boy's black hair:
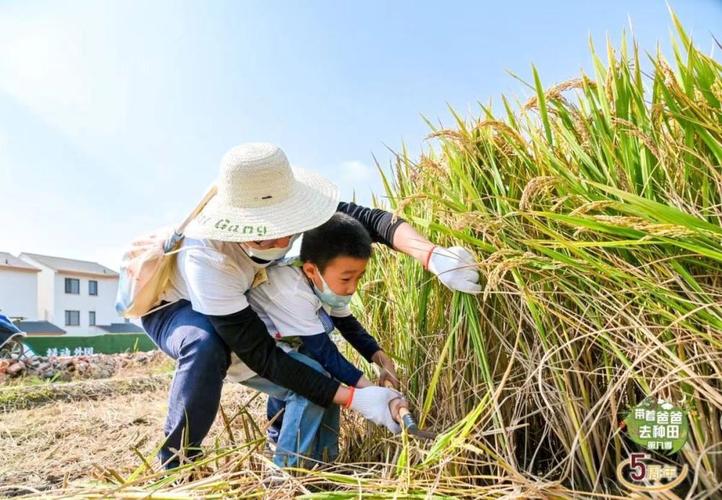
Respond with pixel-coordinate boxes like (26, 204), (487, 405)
(300, 213), (372, 272)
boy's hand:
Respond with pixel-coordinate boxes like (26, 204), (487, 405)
(372, 350), (400, 389)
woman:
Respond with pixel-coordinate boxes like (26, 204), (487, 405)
(140, 142), (480, 468)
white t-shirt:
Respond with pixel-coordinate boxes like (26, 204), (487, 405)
(247, 261), (351, 342)
(225, 261), (352, 383)
(162, 238), (269, 382)
(162, 238), (266, 316)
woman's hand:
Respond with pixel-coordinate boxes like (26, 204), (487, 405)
(372, 350), (400, 390)
(347, 386), (403, 433)
(390, 223), (481, 295)
(427, 246), (481, 294)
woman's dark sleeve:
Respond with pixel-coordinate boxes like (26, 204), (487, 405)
(336, 202), (405, 248)
(300, 333), (364, 387)
(331, 314), (381, 363)
(207, 307), (339, 407)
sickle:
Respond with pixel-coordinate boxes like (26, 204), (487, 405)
(396, 405), (438, 440)
(385, 381), (437, 440)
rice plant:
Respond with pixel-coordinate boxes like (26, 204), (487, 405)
(354, 12), (722, 497)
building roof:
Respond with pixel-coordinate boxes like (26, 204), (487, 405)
(20, 253), (118, 278)
(0, 252), (40, 273)
(95, 323), (145, 334)
(15, 320), (66, 335)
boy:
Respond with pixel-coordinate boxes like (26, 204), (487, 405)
(246, 213), (401, 449)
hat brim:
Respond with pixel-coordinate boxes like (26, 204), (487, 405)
(184, 167), (339, 242)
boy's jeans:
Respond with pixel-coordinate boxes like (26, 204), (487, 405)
(243, 350), (340, 467)
(141, 299), (339, 469)
(266, 309), (337, 443)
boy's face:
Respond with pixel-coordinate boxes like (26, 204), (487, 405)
(303, 256), (368, 297)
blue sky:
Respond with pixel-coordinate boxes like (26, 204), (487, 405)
(1, 1), (720, 268)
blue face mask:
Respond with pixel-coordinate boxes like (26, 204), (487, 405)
(311, 270), (353, 309)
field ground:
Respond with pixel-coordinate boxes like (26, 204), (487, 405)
(0, 355), (266, 496)
(2, 351), (432, 499)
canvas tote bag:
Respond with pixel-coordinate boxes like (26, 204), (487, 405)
(115, 185), (217, 318)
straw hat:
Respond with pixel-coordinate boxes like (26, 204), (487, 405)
(185, 143), (339, 242)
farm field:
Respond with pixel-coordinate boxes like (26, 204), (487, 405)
(0, 356), (271, 497)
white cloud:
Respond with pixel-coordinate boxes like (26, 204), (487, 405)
(336, 160), (387, 207)
(0, 5), (129, 146)
(340, 160), (375, 183)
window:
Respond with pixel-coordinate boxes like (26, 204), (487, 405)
(89, 280), (98, 296)
(65, 278), (80, 294)
(89, 311), (96, 326)
(65, 310), (80, 326)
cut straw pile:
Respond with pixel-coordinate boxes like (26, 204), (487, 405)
(20, 13), (721, 498)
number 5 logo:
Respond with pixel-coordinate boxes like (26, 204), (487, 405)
(629, 453), (647, 481)
(616, 454), (688, 492)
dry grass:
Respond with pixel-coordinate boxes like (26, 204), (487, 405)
(1, 365), (551, 498)
(0, 373), (265, 497)
(0, 374), (171, 411)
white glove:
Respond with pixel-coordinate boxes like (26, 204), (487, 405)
(427, 246), (482, 294)
(348, 386), (402, 434)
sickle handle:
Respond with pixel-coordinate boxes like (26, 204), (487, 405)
(397, 403), (435, 439)
(384, 381), (415, 427)
(401, 412), (418, 431)
(395, 405), (416, 428)
(384, 381), (437, 440)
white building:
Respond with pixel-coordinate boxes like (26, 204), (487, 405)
(0, 252), (41, 320)
(18, 253), (141, 336)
